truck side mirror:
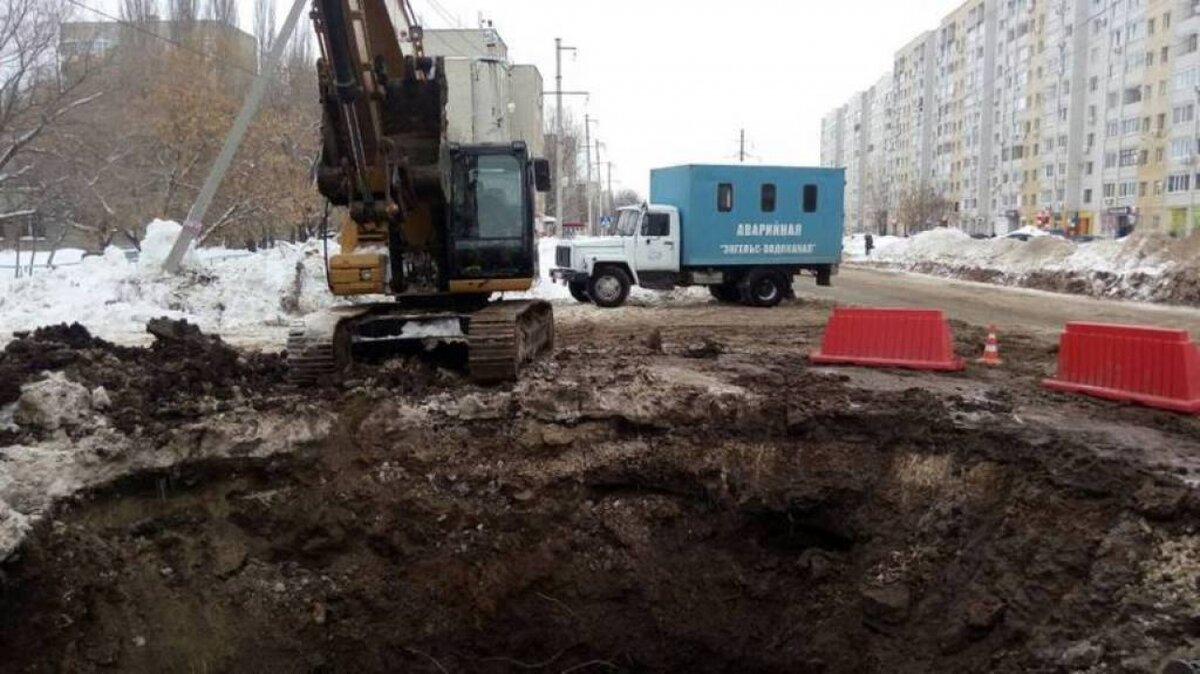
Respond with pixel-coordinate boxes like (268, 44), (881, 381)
(533, 159), (552, 193)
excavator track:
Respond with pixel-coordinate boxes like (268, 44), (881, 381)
(285, 306), (369, 385)
(287, 302), (555, 385)
(468, 300), (555, 383)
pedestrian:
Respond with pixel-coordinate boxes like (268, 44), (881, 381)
(865, 233), (875, 257)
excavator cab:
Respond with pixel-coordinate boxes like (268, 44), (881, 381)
(447, 143), (545, 289)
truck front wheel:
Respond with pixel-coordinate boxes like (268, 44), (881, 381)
(743, 270), (786, 308)
(568, 281), (591, 303)
(588, 268), (631, 308)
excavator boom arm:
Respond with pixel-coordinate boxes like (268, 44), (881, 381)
(311, 0), (441, 224)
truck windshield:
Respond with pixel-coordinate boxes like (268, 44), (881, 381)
(616, 210), (641, 237)
(451, 153), (531, 277)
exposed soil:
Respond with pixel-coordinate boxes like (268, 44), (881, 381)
(3, 306), (1200, 673)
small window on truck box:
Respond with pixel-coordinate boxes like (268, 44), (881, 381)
(718, 183), (734, 212)
(803, 184), (819, 213)
(761, 184), (777, 212)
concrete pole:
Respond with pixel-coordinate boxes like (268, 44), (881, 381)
(593, 138), (602, 224)
(605, 161), (613, 219)
(164, 0), (308, 273)
(739, 129), (746, 163)
(555, 38), (564, 231)
(584, 113), (593, 234)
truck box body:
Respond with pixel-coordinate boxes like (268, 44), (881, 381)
(650, 165), (845, 269)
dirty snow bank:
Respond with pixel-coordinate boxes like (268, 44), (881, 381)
(862, 228), (1200, 305)
(0, 226), (720, 351)
(0, 220), (339, 348)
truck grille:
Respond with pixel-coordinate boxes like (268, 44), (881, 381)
(556, 246), (571, 268)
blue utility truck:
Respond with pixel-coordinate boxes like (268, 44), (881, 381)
(550, 164), (845, 308)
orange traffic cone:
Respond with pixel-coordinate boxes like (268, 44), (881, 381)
(978, 325), (1003, 366)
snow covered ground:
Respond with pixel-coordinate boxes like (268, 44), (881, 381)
(0, 221), (338, 349)
(852, 228), (1200, 305)
(0, 225), (715, 350)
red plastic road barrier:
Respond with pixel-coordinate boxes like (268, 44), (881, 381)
(810, 307), (964, 372)
(1044, 323), (1200, 414)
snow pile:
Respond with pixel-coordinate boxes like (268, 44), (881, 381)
(0, 220), (338, 348)
(0, 228), (725, 351)
(865, 228), (1200, 304)
(843, 234), (902, 261)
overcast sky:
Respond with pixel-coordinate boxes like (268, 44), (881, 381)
(88, 0), (956, 196)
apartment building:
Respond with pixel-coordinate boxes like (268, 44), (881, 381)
(892, 32), (938, 210)
(822, 0), (1200, 238)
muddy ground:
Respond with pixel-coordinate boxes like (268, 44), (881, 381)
(2, 301), (1200, 673)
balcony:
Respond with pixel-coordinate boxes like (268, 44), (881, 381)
(1177, 0), (1200, 37)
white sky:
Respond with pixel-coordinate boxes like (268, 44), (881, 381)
(88, 0), (957, 196)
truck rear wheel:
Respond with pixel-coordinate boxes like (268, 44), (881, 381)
(588, 267), (631, 308)
(568, 281), (591, 303)
(742, 270), (786, 308)
(709, 284), (740, 304)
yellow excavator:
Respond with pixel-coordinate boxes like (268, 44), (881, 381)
(287, 0), (555, 383)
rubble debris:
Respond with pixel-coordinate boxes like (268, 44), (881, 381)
(13, 372), (94, 432)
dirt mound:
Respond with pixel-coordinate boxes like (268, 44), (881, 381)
(0, 319), (287, 436)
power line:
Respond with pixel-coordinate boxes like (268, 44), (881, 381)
(416, 0), (484, 58)
(62, 0), (260, 79)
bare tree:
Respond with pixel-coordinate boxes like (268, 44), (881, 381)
(896, 184), (953, 236)
(168, 0), (197, 23)
(544, 110), (588, 222)
(253, 0), (276, 62)
(0, 0), (101, 223)
(206, 0), (236, 27)
(613, 189), (642, 209)
(120, 0), (158, 22)
(861, 169), (891, 235)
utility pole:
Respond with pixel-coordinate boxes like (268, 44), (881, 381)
(584, 113), (593, 234)
(584, 115), (600, 235)
(605, 161), (614, 220)
(554, 38), (577, 232)
(739, 129), (746, 163)
(594, 138), (603, 222)
(164, 0), (308, 273)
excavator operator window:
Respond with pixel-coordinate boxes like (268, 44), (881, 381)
(450, 153), (532, 278)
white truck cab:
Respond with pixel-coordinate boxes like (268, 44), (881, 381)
(550, 205), (682, 307)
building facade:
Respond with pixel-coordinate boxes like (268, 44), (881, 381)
(60, 20), (258, 87)
(821, 0), (1200, 238)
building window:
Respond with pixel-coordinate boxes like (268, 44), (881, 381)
(803, 185), (819, 213)
(761, 184), (777, 213)
(1083, 188), (1093, 204)
(717, 183), (734, 212)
